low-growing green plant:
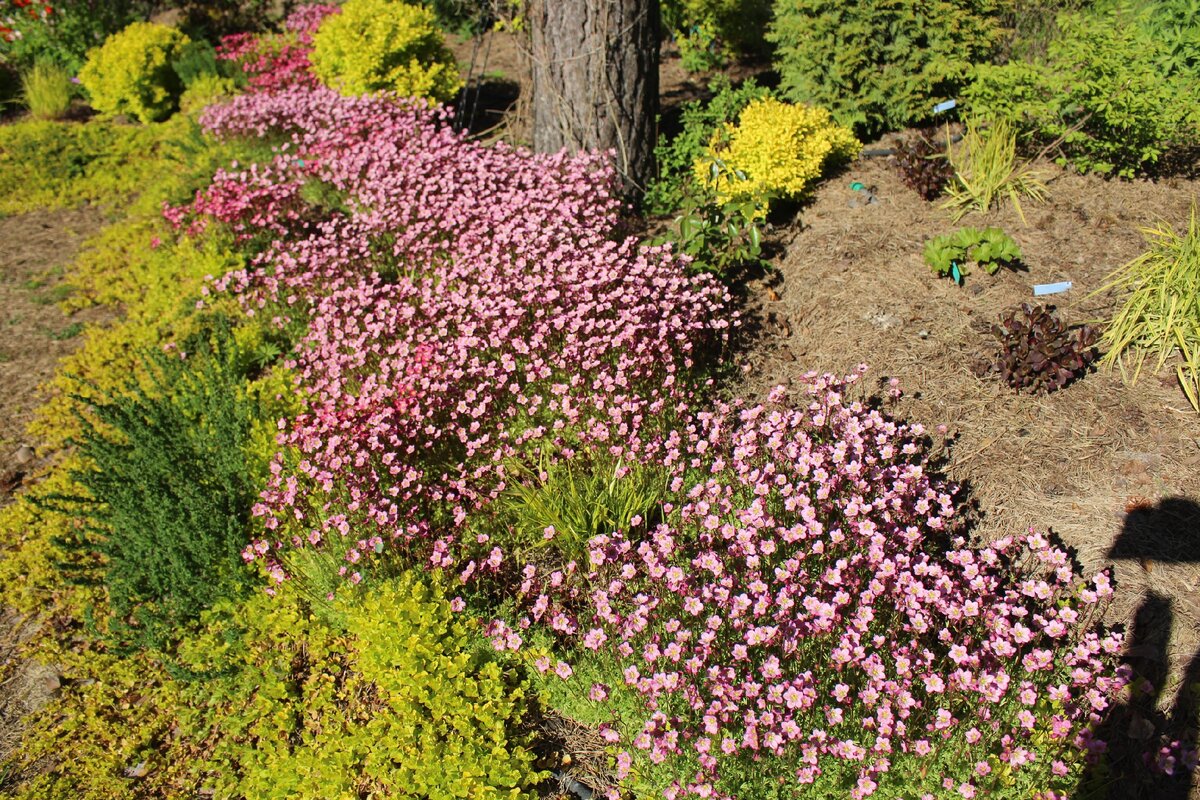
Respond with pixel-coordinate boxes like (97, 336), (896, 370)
(0, 118), (164, 212)
(309, 0), (462, 102)
(645, 75), (773, 216)
(664, 183), (766, 277)
(42, 322), (262, 650)
(985, 302), (1099, 394)
(769, 0), (1006, 139)
(923, 225), (1022, 281)
(497, 450), (667, 567)
(1095, 206), (1200, 410)
(20, 60), (73, 119)
(942, 118), (1048, 222)
(965, 6), (1200, 177)
(77, 20), (191, 123)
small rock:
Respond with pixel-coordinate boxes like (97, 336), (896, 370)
(14, 444), (35, 465)
(917, 330), (929, 339)
(124, 761), (149, 779)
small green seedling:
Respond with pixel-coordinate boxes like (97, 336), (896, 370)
(924, 226), (1021, 284)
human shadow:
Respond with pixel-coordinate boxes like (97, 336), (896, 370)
(1078, 497), (1200, 798)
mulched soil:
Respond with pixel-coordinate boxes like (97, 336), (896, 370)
(735, 153), (1200, 797)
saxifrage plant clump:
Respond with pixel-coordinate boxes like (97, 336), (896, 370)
(986, 302), (1099, 394)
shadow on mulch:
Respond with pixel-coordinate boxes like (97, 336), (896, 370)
(1080, 497), (1200, 799)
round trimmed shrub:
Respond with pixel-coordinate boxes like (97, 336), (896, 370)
(78, 21), (191, 123)
(309, 0), (462, 102)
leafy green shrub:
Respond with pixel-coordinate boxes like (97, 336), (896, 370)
(78, 21), (191, 123)
(676, 25), (727, 73)
(44, 323), (262, 650)
(697, 95), (860, 204)
(310, 0), (462, 102)
(664, 0), (773, 69)
(645, 75), (773, 216)
(662, 185), (766, 277)
(942, 117), (1047, 222)
(20, 60), (73, 119)
(965, 6), (1200, 177)
(986, 302), (1098, 394)
(1096, 206), (1200, 410)
(0, 1), (145, 73)
(768, 0), (1005, 139)
(923, 225), (1021, 281)
(178, 576), (545, 799)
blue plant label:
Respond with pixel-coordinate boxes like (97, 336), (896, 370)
(933, 99), (957, 114)
(951, 261), (963, 284)
(849, 181), (865, 191)
(1033, 281), (1073, 296)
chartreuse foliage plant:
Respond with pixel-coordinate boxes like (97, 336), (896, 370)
(20, 59), (72, 119)
(0, 118), (165, 213)
(769, 0), (1005, 139)
(663, 0), (772, 70)
(942, 117), (1048, 222)
(78, 21), (191, 123)
(1096, 206), (1200, 411)
(696, 96), (860, 205)
(176, 577), (544, 799)
(646, 75), (773, 216)
(310, 0), (462, 102)
(965, 5), (1200, 177)
(924, 226), (1022, 281)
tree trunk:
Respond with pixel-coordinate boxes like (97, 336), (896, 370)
(527, 0), (659, 198)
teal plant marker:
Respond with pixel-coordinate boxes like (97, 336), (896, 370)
(950, 261), (963, 285)
(849, 181), (865, 191)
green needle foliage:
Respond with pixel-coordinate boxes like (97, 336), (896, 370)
(942, 118), (1048, 222)
(20, 60), (73, 120)
(44, 321), (263, 650)
(1096, 206), (1200, 411)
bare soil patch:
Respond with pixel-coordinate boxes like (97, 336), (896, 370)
(0, 206), (111, 496)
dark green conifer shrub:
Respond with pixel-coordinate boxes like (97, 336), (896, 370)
(46, 321), (262, 650)
(768, 0), (1004, 139)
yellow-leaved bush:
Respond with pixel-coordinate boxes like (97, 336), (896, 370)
(176, 576), (545, 800)
(309, 0), (462, 102)
(78, 21), (191, 123)
(696, 96), (860, 205)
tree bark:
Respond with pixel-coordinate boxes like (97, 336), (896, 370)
(527, 0), (659, 198)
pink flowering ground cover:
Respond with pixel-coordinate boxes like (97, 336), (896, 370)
(160, 20), (1172, 796)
